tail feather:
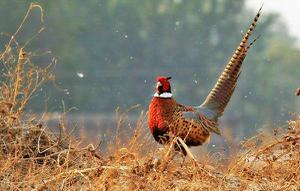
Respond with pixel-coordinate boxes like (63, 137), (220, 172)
(200, 7), (262, 118)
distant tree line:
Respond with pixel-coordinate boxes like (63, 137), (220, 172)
(0, 0), (299, 135)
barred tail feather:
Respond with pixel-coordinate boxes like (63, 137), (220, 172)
(200, 7), (262, 118)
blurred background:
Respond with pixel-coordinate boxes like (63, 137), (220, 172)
(0, 0), (299, 145)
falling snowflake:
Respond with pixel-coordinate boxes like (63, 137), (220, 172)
(77, 72), (84, 78)
(64, 89), (70, 95)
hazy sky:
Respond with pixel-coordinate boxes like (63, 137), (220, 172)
(247, 0), (300, 45)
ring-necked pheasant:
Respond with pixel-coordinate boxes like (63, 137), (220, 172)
(148, 8), (262, 155)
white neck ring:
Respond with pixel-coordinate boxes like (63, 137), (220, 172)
(153, 92), (173, 98)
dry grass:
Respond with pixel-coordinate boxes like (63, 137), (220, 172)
(1, 4), (300, 191)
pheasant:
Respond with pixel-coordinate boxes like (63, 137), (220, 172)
(148, 8), (262, 155)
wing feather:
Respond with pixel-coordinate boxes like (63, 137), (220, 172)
(182, 111), (221, 135)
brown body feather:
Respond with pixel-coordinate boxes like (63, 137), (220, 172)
(149, 97), (212, 146)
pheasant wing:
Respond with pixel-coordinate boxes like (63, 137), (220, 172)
(182, 110), (221, 135)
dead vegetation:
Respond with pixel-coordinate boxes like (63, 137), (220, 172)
(0, 3), (300, 191)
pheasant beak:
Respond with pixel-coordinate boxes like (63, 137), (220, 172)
(156, 81), (163, 95)
(156, 81), (162, 88)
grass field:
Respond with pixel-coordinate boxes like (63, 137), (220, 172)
(1, 4), (300, 191)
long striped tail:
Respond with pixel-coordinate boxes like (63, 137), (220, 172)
(200, 7), (262, 119)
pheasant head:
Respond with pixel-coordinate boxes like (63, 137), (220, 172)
(154, 76), (172, 98)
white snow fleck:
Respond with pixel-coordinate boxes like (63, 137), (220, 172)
(244, 95), (248, 99)
(77, 72), (84, 78)
(212, 144), (216, 147)
(64, 89), (70, 95)
(175, 21), (180, 26)
(194, 80), (198, 84)
(130, 56), (134, 60)
(144, 80), (147, 83)
(124, 34), (128, 39)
